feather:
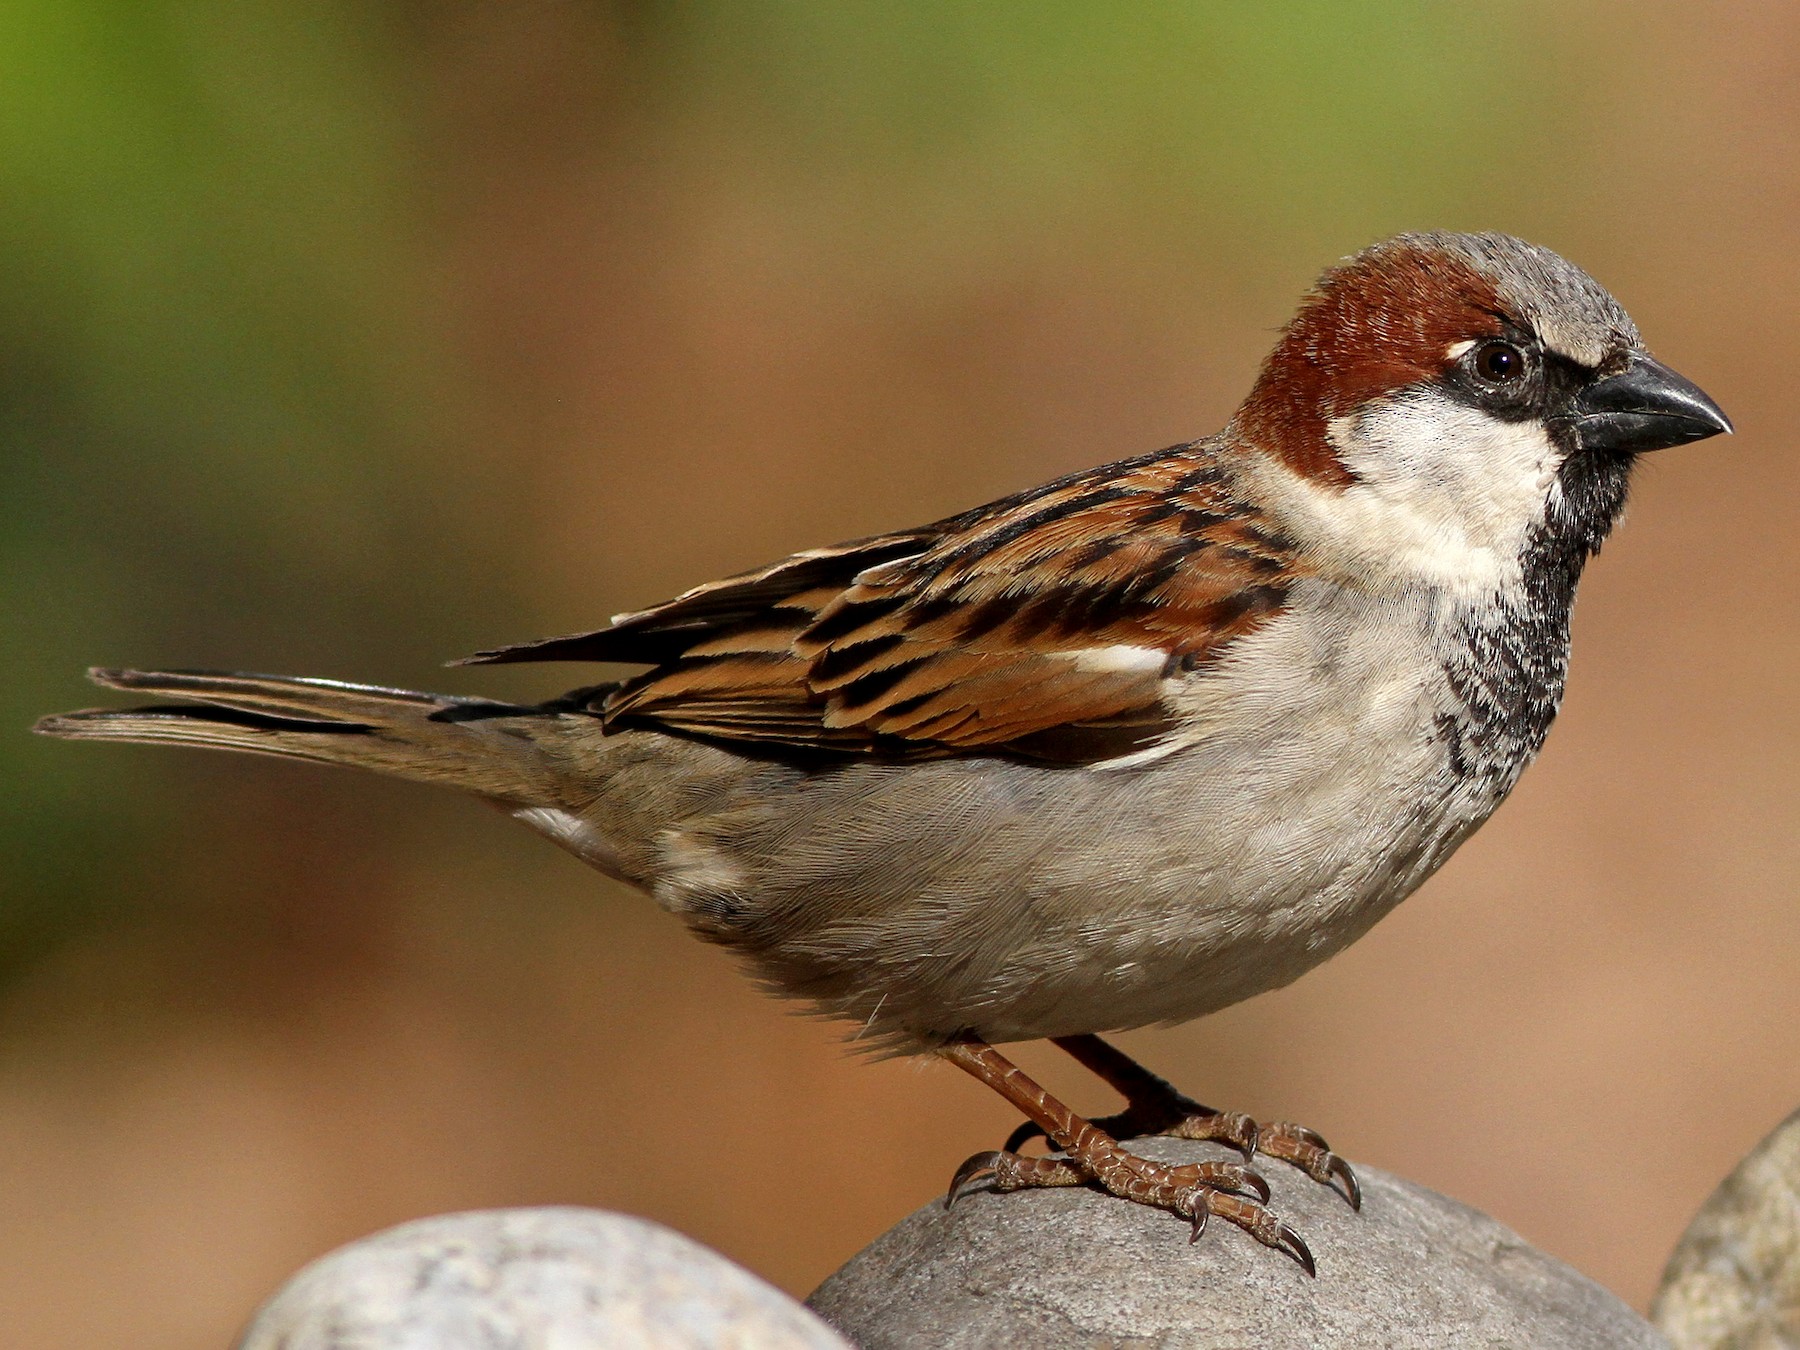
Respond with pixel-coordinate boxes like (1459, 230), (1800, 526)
(464, 443), (1303, 764)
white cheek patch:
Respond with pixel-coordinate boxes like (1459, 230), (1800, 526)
(1248, 389), (1563, 599)
(1331, 393), (1563, 592)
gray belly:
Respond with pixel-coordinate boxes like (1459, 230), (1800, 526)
(520, 590), (1553, 1053)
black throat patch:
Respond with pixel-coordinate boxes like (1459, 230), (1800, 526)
(1436, 447), (1635, 790)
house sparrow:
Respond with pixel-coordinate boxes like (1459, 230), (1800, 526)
(36, 232), (1731, 1273)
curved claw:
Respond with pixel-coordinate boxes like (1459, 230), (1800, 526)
(1328, 1154), (1363, 1212)
(1187, 1202), (1210, 1245)
(1211, 1111), (1261, 1163)
(1229, 1166), (1271, 1205)
(1276, 1222), (1317, 1278)
(1282, 1123), (1331, 1152)
(1002, 1120), (1045, 1154)
(945, 1151), (1004, 1209)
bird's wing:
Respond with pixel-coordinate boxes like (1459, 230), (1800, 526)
(466, 445), (1301, 764)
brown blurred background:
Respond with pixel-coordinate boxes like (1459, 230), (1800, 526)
(2, 3), (1795, 1345)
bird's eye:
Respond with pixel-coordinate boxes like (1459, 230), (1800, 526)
(1472, 340), (1525, 384)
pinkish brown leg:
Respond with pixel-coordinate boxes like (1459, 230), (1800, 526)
(1000, 1034), (1361, 1212)
(939, 1037), (1315, 1274)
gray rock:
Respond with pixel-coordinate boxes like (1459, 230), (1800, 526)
(237, 1207), (852, 1350)
(808, 1136), (1667, 1349)
(1653, 1106), (1800, 1349)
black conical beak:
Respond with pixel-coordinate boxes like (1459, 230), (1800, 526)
(1566, 351), (1733, 455)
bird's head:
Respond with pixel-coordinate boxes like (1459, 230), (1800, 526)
(1232, 231), (1731, 592)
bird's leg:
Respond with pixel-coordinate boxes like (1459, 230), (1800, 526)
(998, 1033), (1360, 1211)
(939, 1036), (1314, 1273)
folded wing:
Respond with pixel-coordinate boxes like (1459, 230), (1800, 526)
(466, 445), (1300, 764)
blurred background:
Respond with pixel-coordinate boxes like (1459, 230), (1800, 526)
(2, 2), (1794, 1344)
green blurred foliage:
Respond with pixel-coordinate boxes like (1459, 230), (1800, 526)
(663, 2), (1572, 244)
(0, 1), (459, 975)
(1, 1), (1578, 978)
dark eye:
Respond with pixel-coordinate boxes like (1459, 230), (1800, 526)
(1472, 340), (1525, 384)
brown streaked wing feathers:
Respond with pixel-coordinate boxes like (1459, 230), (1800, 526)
(470, 445), (1300, 763)
(460, 535), (934, 667)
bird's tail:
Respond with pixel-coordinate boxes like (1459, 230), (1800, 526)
(33, 668), (573, 807)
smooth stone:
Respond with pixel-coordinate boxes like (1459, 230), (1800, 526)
(238, 1206), (852, 1350)
(808, 1135), (1667, 1349)
(1653, 1105), (1800, 1348)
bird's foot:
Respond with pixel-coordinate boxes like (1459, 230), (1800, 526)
(946, 1141), (1315, 1275)
(939, 1038), (1327, 1272)
(1005, 1103), (1360, 1212)
(1001, 1035), (1362, 1211)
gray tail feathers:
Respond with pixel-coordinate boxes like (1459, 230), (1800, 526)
(34, 668), (567, 807)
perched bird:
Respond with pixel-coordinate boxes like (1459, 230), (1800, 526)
(37, 232), (1731, 1273)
